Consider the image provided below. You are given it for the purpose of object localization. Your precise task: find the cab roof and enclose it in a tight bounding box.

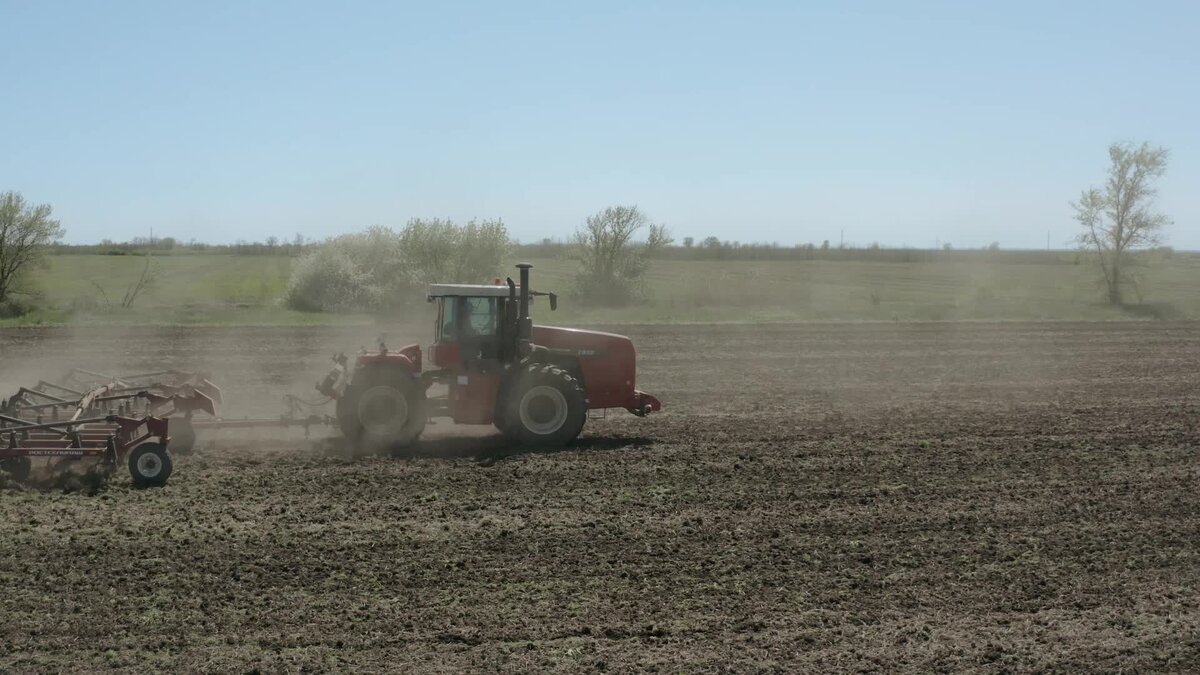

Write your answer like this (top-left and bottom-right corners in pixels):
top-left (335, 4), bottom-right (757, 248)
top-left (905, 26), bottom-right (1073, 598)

top-left (427, 283), bottom-right (518, 299)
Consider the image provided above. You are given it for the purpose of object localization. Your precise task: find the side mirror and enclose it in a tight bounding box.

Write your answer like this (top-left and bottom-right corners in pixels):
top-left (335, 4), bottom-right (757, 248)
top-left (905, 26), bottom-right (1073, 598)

top-left (549, 293), bottom-right (558, 311)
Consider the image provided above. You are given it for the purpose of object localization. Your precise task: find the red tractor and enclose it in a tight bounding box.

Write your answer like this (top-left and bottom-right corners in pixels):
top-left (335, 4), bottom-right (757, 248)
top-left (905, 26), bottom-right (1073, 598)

top-left (320, 263), bottom-right (661, 451)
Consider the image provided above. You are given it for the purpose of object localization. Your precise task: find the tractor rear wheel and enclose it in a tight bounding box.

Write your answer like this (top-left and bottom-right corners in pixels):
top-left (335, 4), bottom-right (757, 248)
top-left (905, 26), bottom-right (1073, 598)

top-left (338, 366), bottom-right (427, 454)
top-left (503, 364), bottom-right (586, 446)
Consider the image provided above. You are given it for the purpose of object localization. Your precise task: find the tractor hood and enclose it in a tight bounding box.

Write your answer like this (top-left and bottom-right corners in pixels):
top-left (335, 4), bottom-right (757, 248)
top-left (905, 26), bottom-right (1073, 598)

top-left (531, 325), bottom-right (659, 414)
top-left (531, 325), bottom-right (634, 355)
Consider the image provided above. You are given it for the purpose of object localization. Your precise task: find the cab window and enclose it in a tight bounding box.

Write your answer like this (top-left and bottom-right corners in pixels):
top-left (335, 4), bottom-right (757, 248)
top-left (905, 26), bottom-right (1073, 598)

top-left (465, 297), bottom-right (497, 336)
top-left (439, 299), bottom-right (456, 340)
top-left (435, 298), bottom-right (446, 342)
top-left (439, 297), bottom-right (497, 340)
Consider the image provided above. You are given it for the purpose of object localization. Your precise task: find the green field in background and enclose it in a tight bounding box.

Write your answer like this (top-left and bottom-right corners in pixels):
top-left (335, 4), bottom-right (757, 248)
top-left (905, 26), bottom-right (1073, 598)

top-left (5, 251), bottom-right (1200, 326)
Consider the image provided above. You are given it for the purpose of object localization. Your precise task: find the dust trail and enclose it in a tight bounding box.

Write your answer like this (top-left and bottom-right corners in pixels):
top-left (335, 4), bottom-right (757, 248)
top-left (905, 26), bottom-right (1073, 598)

top-left (1, 320), bottom-right (435, 456)
top-left (0, 448), bottom-right (113, 494)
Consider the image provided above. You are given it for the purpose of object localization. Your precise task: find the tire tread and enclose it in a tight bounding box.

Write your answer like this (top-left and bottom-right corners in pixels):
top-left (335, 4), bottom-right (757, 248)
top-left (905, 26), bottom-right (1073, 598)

top-left (503, 362), bottom-right (587, 446)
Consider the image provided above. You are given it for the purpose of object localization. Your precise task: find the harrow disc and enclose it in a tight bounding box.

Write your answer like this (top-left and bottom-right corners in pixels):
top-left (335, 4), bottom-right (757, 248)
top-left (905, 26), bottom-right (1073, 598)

top-left (1, 456), bottom-right (32, 483)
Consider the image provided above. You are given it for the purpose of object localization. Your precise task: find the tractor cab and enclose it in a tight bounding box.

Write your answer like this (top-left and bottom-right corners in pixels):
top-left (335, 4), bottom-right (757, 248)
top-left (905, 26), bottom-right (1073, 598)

top-left (427, 283), bottom-right (513, 369)
top-left (426, 266), bottom-right (557, 371)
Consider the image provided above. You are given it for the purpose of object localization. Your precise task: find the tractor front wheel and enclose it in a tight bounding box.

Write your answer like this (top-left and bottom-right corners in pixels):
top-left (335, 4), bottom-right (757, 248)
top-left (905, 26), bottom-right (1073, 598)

top-left (338, 367), bottom-right (427, 454)
top-left (503, 364), bottom-right (586, 447)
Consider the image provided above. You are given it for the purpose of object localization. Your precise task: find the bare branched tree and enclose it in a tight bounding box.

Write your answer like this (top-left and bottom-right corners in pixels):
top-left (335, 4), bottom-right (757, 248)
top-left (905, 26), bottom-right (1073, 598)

top-left (120, 256), bottom-right (159, 308)
top-left (0, 191), bottom-right (64, 303)
top-left (571, 205), bottom-right (671, 305)
top-left (1072, 142), bottom-right (1170, 305)
top-left (90, 281), bottom-right (112, 308)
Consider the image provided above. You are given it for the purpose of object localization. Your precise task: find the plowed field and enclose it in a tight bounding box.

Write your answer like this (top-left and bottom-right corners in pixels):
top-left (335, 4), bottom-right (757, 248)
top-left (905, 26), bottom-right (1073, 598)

top-left (2, 322), bottom-right (1198, 671)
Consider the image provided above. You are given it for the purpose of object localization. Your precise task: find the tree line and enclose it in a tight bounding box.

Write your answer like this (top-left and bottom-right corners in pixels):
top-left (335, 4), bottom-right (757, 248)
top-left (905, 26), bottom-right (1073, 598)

top-left (0, 140), bottom-right (1178, 316)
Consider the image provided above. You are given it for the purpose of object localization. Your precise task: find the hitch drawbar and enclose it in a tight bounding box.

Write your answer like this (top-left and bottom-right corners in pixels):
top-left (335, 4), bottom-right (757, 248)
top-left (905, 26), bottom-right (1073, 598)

top-left (626, 391), bottom-right (662, 417)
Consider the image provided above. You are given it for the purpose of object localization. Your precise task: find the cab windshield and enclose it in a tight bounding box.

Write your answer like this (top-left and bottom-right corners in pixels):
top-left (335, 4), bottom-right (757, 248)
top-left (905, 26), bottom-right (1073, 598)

top-left (437, 296), bottom-right (498, 341)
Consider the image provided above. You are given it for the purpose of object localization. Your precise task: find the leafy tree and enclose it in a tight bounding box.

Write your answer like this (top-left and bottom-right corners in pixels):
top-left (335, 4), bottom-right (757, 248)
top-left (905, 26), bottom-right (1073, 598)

top-left (570, 205), bottom-right (671, 306)
top-left (1073, 142), bottom-right (1170, 304)
top-left (283, 219), bottom-right (510, 312)
top-left (0, 191), bottom-right (64, 305)
top-left (400, 218), bottom-right (509, 287)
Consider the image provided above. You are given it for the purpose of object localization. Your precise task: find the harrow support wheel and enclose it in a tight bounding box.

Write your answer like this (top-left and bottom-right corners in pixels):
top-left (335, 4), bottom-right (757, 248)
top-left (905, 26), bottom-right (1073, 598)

top-left (503, 363), bottom-right (587, 447)
top-left (128, 442), bottom-right (173, 488)
top-left (1, 456), bottom-right (32, 483)
top-left (338, 366), bottom-right (427, 454)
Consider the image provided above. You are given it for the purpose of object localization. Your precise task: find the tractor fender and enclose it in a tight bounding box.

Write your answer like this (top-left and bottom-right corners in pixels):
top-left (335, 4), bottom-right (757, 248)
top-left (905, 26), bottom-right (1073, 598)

top-left (355, 352), bottom-right (419, 375)
top-left (529, 347), bottom-right (586, 390)
top-left (356, 344), bottom-right (422, 374)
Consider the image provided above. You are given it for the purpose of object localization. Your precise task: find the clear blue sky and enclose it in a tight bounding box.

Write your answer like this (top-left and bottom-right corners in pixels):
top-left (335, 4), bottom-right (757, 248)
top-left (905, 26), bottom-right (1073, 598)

top-left (2, 0), bottom-right (1197, 249)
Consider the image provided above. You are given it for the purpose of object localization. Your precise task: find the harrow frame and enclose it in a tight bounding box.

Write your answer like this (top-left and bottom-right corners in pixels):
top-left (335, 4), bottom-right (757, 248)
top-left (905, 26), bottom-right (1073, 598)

top-left (3, 368), bottom-right (336, 483)
top-left (1, 382), bottom-right (186, 487)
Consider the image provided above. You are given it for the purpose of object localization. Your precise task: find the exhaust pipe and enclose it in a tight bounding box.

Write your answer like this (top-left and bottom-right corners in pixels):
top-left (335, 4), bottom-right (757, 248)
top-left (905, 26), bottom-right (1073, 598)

top-left (517, 263), bottom-right (531, 323)
top-left (516, 263), bottom-right (533, 353)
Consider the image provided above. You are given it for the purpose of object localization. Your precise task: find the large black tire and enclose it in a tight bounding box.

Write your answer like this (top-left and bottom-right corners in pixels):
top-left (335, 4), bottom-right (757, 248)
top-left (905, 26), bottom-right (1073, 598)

top-left (338, 366), bottom-right (427, 454)
top-left (503, 364), bottom-right (587, 447)
top-left (128, 442), bottom-right (173, 487)
top-left (1, 456), bottom-right (32, 482)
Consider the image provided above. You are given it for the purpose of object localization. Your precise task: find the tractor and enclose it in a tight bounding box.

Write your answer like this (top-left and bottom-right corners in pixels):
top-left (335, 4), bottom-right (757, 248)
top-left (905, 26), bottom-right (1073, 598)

top-left (319, 263), bottom-right (661, 451)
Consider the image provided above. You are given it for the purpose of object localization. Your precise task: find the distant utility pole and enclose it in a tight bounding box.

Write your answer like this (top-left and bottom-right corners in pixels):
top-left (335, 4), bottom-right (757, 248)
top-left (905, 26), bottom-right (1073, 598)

top-left (840, 228), bottom-right (844, 248)
top-left (1047, 230), bottom-right (1050, 251)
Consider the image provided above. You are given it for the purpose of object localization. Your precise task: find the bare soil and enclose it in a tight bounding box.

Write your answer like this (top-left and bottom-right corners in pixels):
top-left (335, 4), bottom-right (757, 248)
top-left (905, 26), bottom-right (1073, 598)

top-left (1, 321), bottom-right (1199, 671)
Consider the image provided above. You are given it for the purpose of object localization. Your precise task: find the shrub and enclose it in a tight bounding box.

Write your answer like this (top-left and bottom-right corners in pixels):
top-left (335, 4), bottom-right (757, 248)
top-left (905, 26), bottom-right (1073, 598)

top-left (281, 246), bottom-right (373, 312)
top-left (283, 219), bottom-right (510, 313)
top-left (0, 294), bottom-right (34, 318)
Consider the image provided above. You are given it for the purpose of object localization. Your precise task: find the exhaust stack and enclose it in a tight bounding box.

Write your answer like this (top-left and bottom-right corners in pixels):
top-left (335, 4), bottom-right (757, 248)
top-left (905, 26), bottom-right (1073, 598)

top-left (516, 263), bottom-right (533, 355)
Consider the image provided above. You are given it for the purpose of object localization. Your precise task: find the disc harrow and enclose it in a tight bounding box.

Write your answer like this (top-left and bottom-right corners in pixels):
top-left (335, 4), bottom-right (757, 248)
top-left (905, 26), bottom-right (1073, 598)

top-left (0, 380), bottom-right (209, 487)
top-left (2, 367), bottom-right (337, 487)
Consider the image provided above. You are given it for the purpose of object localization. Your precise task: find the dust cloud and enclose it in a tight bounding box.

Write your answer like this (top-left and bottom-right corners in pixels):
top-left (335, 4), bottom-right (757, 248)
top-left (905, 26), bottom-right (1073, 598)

top-left (0, 319), bottom-right (432, 425)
